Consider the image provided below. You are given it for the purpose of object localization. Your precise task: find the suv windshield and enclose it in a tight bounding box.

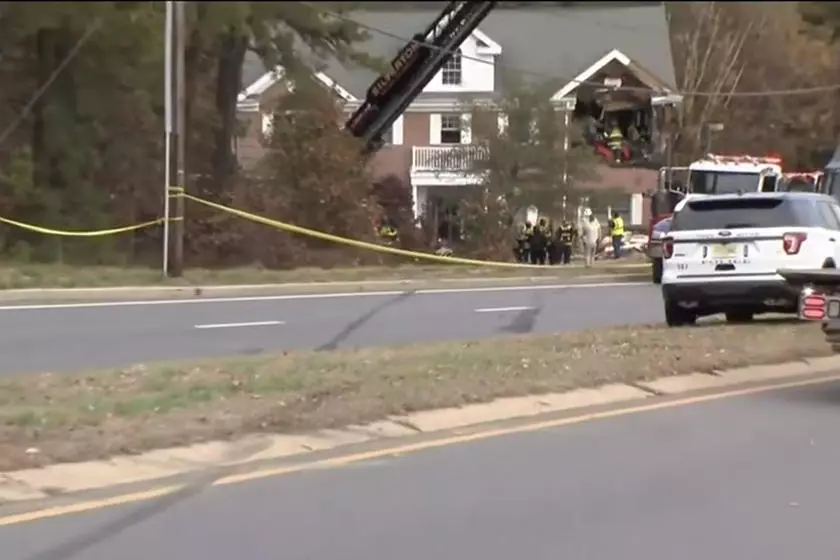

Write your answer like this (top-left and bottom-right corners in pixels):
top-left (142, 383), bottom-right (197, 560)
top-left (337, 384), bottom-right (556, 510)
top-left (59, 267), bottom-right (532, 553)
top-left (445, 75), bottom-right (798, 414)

top-left (671, 197), bottom-right (812, 231)
top-left (689, 171), bottom-right (762, 194)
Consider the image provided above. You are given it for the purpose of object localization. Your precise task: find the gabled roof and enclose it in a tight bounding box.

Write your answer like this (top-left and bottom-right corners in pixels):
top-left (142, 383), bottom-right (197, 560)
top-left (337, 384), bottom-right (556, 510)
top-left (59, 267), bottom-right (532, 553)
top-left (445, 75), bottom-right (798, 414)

top-left (240, 4), bottom-right (675, 102)
top-left (552, 48), bottom-right (673, 100)
top-left (238, 68), bottom-right (357, 104)
top-left (472, 29), bottom-right (502, 55)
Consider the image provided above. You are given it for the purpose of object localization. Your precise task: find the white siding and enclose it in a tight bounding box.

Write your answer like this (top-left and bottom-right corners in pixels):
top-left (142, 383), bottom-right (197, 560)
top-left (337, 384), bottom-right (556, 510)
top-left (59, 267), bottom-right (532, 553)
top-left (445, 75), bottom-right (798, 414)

top-left (429, 113), bottom-right (442, 144)
top-left (424, 34), bottom-right (496, 93)
top-left (392, 115), bottom-right (404, 145)
top-left (461, 114), bottom-right (472, 144)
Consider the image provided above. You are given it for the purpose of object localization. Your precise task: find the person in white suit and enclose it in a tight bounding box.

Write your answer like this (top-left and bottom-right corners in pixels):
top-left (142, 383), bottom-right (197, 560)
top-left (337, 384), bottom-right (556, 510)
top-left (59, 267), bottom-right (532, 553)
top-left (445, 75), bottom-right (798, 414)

top-left (580, 210), bottom-right (602, 267)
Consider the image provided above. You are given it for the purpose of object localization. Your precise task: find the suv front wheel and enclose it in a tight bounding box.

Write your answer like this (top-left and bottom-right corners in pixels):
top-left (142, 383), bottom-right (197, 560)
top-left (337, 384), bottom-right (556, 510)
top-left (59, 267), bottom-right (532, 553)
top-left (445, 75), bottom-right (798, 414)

top-left (664, 298), bottom-right (697, 327)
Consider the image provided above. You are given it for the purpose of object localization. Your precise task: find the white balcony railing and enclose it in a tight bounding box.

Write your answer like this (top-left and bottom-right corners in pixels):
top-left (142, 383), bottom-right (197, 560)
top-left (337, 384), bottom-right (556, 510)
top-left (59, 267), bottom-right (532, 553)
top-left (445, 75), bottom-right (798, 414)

top-left (411, 145), bottom-right (488, 173)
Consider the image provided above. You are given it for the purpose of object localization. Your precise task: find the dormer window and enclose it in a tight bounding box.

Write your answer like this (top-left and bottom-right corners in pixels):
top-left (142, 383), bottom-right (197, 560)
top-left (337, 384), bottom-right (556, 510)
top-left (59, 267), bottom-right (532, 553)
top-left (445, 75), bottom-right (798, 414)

top-left (441, 49), bottom-right (462, 85)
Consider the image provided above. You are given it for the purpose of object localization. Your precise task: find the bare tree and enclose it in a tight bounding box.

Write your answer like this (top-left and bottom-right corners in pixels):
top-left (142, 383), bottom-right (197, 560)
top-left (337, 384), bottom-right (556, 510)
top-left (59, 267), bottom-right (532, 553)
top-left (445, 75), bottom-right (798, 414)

top-left (668, 2), bottom-right (757, 160)
top-left (669, 2), bottom-right (840, 167)
top-left (744, 2), bottom-right (840, 166)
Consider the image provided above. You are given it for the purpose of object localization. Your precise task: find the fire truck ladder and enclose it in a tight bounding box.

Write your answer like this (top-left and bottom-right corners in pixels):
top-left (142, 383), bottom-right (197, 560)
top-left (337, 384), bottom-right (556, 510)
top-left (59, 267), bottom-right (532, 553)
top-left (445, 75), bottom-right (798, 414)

top-left (344, 1), bottom-right (497, 154)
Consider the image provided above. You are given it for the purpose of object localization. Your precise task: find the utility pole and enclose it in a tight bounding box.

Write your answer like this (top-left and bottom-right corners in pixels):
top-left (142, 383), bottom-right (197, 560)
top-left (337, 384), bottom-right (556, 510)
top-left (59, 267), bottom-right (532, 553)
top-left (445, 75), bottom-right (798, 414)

top-left (164, 0), bottom-right (187, 277)
top-left (171, 0), bottom-right (186, 277)
top-left (163, 1), bottom-right (173, 277)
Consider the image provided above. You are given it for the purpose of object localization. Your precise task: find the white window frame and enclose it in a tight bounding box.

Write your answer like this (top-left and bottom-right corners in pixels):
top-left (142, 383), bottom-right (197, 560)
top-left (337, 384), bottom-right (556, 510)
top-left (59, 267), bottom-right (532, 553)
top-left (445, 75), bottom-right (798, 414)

top-left (441, 49), bottom-right (463, 86)
top-left (440, 114), bottom-right (463, 144)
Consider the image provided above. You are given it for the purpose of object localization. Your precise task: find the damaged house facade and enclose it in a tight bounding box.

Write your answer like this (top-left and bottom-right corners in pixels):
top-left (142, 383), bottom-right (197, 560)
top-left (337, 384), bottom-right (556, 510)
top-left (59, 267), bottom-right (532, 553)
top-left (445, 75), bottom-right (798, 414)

top-left (236, 2), bottom-right (680, 224)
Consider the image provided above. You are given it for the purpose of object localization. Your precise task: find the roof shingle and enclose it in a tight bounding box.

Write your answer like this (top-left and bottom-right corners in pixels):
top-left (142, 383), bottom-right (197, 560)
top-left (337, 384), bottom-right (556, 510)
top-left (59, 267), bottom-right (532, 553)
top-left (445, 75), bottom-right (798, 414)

top-left (242, 3), bottom-right (675, 101)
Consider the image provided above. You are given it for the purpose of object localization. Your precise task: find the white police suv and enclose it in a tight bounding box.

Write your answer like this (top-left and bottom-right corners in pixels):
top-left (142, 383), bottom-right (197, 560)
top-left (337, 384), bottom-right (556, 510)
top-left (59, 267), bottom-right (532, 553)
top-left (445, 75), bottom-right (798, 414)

top-left (660, 191), bottom-right (840, 326)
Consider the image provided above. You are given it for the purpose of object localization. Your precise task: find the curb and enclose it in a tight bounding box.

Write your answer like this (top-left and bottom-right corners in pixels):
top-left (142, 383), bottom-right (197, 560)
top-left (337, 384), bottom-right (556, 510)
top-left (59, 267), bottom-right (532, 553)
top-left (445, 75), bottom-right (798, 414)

top-left (0, 272), bottom-right (650, 303)
top-left (1, 354), bottom-right (837, 506)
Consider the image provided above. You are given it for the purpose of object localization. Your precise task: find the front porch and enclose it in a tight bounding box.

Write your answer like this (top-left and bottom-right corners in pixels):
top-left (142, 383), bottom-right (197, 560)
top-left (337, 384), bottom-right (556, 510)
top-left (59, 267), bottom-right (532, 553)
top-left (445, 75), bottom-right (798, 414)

top-left (410, 145), bottom-right (488, 185)
top-left (410, 145), bottom-right (488, 219)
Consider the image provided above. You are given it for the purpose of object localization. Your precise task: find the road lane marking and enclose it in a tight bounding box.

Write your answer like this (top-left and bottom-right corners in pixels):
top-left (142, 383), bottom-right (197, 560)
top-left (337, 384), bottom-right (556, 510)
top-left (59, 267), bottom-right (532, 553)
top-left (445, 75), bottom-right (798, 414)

top-left (475, 306), bottom-right (535, 313)
top-left (0, 486), bottom-right (182, 528)
top-left (194, 320), bottom-right (285, 330)
top-left (1, 370), bottom-right (838, 528)
top-left (0, 281), bottom-right (649, 311)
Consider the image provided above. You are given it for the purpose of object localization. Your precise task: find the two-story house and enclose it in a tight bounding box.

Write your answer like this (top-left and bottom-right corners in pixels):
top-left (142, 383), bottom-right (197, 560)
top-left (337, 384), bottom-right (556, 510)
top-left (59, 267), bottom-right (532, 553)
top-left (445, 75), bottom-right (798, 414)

top-left (237, 2), bottom-right (679, 224)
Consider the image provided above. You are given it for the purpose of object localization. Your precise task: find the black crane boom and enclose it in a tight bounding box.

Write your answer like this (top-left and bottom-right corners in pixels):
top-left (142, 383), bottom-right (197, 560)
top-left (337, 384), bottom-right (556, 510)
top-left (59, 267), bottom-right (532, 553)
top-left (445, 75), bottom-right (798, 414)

top-left (344, 1), bottom-right (498, 154)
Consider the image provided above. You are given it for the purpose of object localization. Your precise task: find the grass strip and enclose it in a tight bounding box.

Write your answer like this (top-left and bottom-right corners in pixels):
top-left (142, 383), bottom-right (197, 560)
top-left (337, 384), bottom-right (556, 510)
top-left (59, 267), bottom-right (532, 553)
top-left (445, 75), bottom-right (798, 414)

top-left (0, 321), bottom-right (827, 471)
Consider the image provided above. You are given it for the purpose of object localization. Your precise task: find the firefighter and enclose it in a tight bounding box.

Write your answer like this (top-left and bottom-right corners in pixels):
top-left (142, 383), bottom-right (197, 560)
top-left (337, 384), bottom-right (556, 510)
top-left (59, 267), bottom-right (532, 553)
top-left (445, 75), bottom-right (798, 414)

top-left (555, 218), bottom-right (576, 265)
top-left (607, 123), bottom-right (624, 162)
top-left (377, 221), bottom-right (398, 245)
top-left (530, 218), bottom-right (549, 265)
top-left (609, 211), bottom-right (625, 259)
top-left (544, 218), bottom-right (556, 264)
top-left (515, 221), bottom-right (532, 263)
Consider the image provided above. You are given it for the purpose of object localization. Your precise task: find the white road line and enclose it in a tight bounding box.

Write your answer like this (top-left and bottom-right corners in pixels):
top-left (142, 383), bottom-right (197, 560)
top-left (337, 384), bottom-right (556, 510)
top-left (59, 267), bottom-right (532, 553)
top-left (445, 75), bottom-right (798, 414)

top-left (194, 320), bottom-right (285, 330)
top-left (0, 281), bottom-right (649, 311)
top-left (475, 306), bottom-right (536, 313)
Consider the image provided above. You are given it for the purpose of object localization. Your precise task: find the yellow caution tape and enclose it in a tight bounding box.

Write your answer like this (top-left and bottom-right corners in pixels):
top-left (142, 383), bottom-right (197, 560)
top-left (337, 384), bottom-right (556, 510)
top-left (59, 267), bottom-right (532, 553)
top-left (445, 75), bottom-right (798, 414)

top-left (0, 187), bottom-right (187, 237)
top-left (182, 193), bottom-right (647, 271)
top-left (0, 189), bottom-right (648, 271)
top-left (0, 216), bottom-right (166, 237)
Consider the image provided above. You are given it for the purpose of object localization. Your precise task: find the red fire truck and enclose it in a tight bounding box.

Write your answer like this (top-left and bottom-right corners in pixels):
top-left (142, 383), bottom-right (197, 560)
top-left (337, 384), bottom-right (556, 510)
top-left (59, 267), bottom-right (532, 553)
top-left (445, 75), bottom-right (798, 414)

top-left (647, 153), bottom-right (786, 283)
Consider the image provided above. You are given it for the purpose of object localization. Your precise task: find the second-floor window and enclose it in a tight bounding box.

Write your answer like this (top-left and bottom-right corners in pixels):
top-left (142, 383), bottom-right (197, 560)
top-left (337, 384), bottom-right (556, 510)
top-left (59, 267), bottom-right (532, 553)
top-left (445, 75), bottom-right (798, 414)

top-left (440, 114), bottom-right (463, 144)
top-left (441, 49), bottom-right (462, 85)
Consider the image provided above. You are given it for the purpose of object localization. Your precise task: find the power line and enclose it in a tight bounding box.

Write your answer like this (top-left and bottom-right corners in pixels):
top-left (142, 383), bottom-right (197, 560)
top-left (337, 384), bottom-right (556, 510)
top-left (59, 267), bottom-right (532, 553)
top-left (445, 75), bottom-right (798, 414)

top-left (310, 5), bottom-right (840, 98)
top-left (0, 19), bottom-right (102, 148)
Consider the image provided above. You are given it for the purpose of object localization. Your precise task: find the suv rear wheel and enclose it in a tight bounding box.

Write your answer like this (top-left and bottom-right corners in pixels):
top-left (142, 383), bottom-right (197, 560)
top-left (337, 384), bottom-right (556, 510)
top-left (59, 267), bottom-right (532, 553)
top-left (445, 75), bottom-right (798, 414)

top-left (664, 298), bottom-right (697, 327)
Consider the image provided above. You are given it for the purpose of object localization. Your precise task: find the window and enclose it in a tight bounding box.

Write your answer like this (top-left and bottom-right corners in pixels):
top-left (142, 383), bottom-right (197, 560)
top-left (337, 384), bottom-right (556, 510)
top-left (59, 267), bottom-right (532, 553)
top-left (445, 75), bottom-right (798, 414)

top-left (760, 175), bottom-right (777, 192)
top-left (671, 197), bottom-right (812, 231)
top-left (783, 177), bottom-right (817, 192)
top-left (440, 114), bottom-right (462, 144)
top-left (650, 191), bottom-right (683, 219)
top-left (441, 49), bottom-right (462, 85)
top-left (689, 171), bottom-right (763, 195)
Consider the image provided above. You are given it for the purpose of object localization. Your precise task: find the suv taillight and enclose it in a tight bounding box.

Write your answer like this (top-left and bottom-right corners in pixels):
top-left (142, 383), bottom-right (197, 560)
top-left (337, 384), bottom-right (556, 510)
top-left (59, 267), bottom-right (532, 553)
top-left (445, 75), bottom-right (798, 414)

top-left (782, 232), bottom-right (807, 255)
top-left (662, 237), bottom-right (674, 259)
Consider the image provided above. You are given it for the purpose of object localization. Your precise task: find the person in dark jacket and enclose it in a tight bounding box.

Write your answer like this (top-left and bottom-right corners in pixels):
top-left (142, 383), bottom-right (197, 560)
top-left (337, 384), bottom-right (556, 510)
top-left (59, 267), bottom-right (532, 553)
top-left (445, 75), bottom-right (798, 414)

top-left (555, 219), bottom-right (576, 264)
top-left (529, 218), bottom-right (549, 265)
top-left (515, 221), bottom-right (533, 263)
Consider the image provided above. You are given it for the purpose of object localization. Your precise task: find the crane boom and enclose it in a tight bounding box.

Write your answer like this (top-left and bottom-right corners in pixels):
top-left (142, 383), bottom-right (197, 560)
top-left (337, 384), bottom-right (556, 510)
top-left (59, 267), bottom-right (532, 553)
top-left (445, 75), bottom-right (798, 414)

top-left (344, 1), bottom-right (498, 154)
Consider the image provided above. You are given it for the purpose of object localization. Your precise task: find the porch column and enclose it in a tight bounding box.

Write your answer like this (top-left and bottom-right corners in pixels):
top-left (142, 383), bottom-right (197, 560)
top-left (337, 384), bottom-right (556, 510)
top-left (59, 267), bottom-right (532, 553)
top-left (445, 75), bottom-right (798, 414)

top-left (561, 96), bottom-right (575, 186)
top-left (412, 181), bottom-right (420, 221)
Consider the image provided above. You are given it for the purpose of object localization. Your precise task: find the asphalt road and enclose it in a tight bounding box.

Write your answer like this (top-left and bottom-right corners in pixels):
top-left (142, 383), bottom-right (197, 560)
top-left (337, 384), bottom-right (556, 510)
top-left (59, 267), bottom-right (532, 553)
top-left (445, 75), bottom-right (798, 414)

top-left (5, 377), bottom-right (840, 560)
top-left (0, 281), bottom-right (662, 374)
